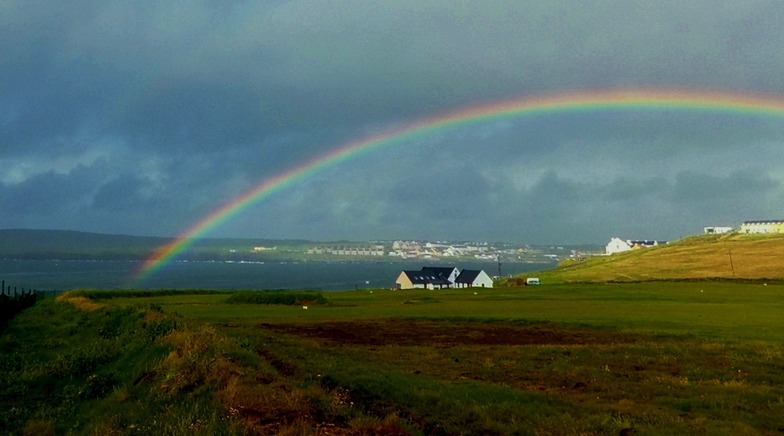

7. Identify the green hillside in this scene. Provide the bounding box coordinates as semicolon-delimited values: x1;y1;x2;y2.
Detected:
0;229;308;261
529;233;784;283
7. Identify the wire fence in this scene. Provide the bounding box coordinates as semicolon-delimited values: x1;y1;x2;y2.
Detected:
0;280;40;330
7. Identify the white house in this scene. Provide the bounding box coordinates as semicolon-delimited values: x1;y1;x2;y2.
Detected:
606;237;632;255
395;266;492;289
453;269;494;288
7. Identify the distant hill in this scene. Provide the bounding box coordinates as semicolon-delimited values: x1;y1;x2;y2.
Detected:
0;229;168;260
527;233;784;283
0;229;343;261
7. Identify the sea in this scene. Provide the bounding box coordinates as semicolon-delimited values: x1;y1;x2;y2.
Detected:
0;259;552;293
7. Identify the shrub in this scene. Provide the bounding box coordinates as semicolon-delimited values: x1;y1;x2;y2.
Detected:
79;372;119;399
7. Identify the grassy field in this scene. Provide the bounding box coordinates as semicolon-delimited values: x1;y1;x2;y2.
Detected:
3;281;784;435
531;233;784;283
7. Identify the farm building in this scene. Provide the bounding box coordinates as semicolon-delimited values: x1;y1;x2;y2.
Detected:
506;277;526;287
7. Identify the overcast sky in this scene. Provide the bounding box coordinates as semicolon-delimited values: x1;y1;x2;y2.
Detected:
3;0;784;244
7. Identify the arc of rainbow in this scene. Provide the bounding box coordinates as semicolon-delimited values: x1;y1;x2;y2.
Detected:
131;88;784;285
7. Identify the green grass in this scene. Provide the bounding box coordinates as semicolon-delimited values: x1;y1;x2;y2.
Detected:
0;297;185;434
133;282;784;342
4;282;784;434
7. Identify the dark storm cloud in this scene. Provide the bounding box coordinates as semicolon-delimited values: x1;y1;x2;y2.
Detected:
671;171;780;209
91;174;155;211
2;0;784;243
1;167;95;215
604;177;668;202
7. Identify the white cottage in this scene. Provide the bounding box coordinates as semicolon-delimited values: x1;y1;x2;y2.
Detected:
606;237;632;255
453;269;494;288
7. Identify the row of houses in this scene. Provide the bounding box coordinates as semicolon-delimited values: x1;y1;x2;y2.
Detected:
388;240;498;260
739;220;784;234
395;266;494;290
307;245;385;256
704;220;784;235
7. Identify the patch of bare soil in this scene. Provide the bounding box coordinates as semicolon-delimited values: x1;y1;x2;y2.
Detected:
260;319;637;347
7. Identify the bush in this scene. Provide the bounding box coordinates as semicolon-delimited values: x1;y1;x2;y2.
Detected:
79;372;119;399
144;317;178;342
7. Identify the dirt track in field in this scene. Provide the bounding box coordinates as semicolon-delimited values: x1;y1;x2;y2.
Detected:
261;319;638;347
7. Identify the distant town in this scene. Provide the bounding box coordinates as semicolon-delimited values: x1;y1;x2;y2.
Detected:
250;239;602;264
274;220;784;264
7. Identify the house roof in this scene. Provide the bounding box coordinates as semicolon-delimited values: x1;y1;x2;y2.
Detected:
401;270;451;286
420;266;457;277
454;269;483;283
743;220;784;224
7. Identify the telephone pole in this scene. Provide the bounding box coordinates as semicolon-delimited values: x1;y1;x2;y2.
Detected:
728;249;735;277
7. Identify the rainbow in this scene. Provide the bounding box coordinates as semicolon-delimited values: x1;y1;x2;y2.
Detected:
130;88;784;285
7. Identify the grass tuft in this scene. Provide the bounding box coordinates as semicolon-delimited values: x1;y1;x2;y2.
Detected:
55;293;105;311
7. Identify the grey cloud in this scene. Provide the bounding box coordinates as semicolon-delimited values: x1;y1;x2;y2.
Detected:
603;177;668;202
0;164;100;218
3;0;784;244
670;170;780;216
91;175;153;211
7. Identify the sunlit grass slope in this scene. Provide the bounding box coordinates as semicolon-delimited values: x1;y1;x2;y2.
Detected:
533;233;784;283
